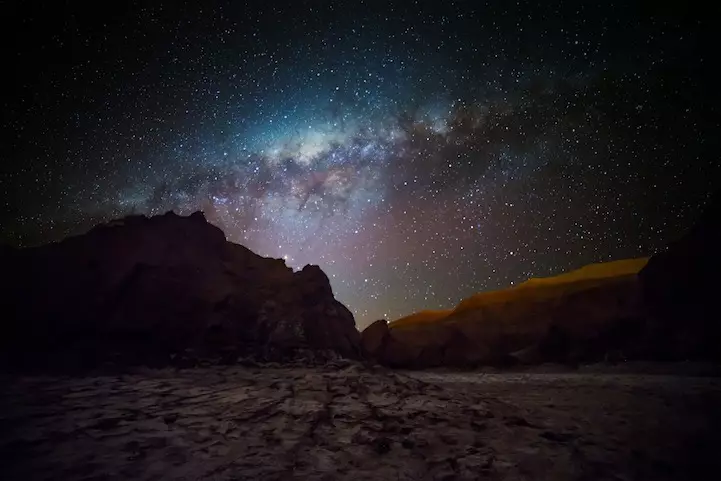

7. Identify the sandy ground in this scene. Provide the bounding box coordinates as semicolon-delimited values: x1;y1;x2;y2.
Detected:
1;363;720;481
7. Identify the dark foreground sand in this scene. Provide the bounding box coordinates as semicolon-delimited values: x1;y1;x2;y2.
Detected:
1;363;720;481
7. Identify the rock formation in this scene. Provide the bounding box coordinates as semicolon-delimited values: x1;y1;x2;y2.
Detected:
639;192;721;361
360;319;390;358
0;211;362;370
363;193;720;368
363;259;648;368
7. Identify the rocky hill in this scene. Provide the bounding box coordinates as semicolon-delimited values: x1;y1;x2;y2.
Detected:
362;259;649;368
362;193;720;368
0;211;362;370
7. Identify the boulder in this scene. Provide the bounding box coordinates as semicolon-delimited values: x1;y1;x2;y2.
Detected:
360;319;390;357
0;211;362;371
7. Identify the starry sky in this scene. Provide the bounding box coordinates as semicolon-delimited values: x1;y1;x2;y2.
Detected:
3;1;719;328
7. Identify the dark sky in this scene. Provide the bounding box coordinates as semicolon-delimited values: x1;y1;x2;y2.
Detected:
2;1;719;328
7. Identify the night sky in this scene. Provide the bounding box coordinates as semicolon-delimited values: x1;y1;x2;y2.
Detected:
3;1;719;328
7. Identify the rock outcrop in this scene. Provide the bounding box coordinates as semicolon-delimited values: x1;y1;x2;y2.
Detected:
0;211;361;370
639;192;721;361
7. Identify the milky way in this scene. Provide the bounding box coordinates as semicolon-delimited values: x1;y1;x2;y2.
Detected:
3;1;719;327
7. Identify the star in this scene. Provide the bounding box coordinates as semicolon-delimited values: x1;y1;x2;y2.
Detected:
3;1;719;328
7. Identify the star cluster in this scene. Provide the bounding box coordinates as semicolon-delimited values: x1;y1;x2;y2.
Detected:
3;1;719;328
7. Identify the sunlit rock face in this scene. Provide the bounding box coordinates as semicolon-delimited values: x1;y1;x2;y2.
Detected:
363;259;650;368
0;211;361;370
